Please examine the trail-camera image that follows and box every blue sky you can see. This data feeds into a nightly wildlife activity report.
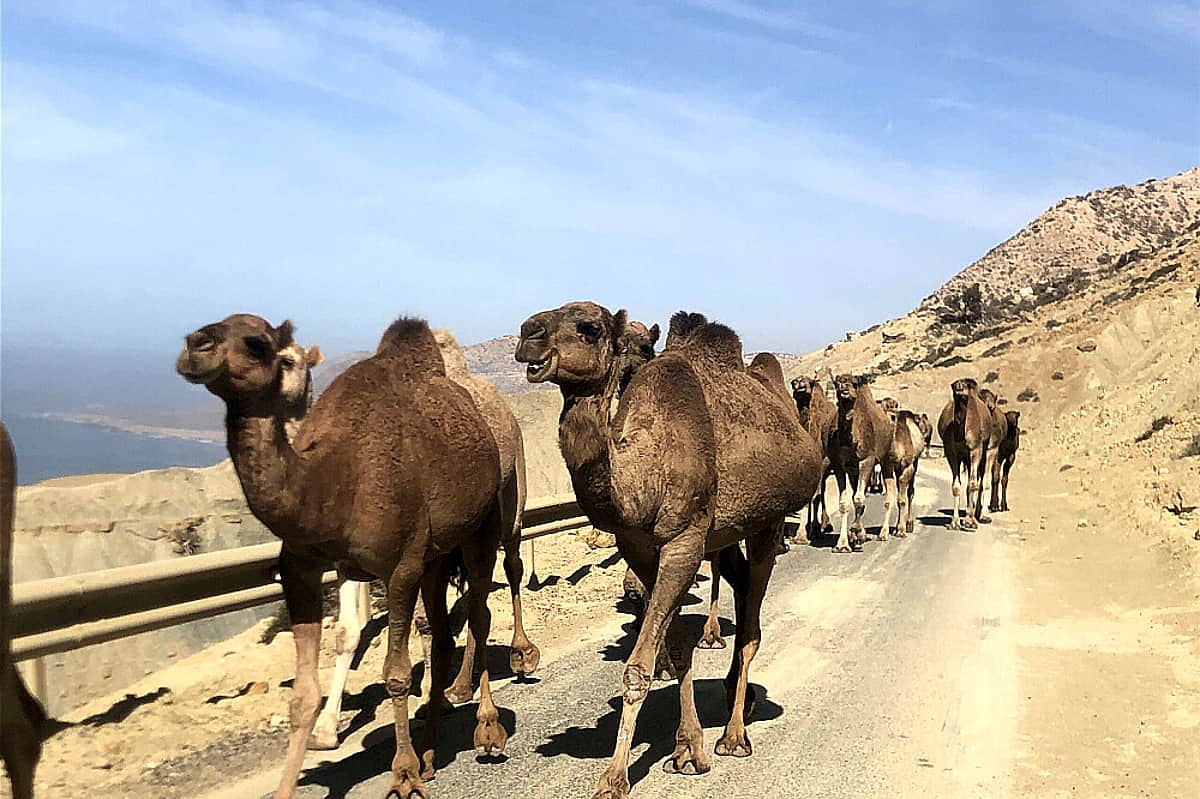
[2,1,1197,357]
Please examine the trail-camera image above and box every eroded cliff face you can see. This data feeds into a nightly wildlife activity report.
[11,459,279,715]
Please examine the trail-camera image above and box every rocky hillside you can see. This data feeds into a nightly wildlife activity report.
[920,168,1199,324]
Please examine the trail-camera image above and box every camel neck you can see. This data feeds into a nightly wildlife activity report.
[225,405,301,534]
[557,379,620,511]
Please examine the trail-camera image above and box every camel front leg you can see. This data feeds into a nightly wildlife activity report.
[988,444,1003,513]
[880,465,895,541]
[833,469,852,553]
[716,525,777,758]
[899,464,916,536]
[948,456,963,530]
[309,576,366,750]
[1001,457,1013,512]
[593,531,705,798]
[461,511,508,758]
[273,551,325,799]
[698,553,725,649]
[852,458,872,547]
[662,612,709,777]
[445,621,476,705]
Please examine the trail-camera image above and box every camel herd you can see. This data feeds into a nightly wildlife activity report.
[0,303,1022,799]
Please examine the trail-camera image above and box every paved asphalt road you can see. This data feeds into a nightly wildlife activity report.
[215,461,1019,799]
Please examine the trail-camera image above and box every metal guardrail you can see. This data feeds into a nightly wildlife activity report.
[10,494,587,662]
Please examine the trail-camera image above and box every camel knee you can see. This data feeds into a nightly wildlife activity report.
[289,683,321,728]
[621,662,652,705]
[334,621,361,656]
[385,671,413,700]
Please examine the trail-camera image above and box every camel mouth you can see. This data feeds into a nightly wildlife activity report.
[176,354,226,386]
[524,351,558,383]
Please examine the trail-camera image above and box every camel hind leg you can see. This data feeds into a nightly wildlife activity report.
[310,575,368,750]
[1,667,44,799]
[414,555,456,780]
[698,553,725,649]
[988,443,1003,513]
[502,445,539,676]
[880,464,895,541]
[715,524,778,758]
[459,503,508,757]
[1001,456,1013,512]
[850,461,869,549]
[900,464,917,535]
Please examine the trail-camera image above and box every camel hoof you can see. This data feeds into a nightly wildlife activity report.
[878,531,890,541]
[473,714,508,755]
[833,544,851,553]
[979,515,992,525]
[386,772,429,799]
[893,527,906,538]
[905,521,915,534]
[714,730,753,758]
[962,518,978,531]
[663,742,711,775]
[1001,503,1010,512]
[591,774,631,799]
[511,643,541,676]
[307,722,340,751]
[697,631,726,649]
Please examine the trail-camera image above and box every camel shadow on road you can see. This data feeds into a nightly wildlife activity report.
[535,678,782,789]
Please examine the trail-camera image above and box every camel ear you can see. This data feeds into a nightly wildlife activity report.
[647,324,660,346]
[305,345,324,367]
[274,320,295,349]
[611,309,629,350]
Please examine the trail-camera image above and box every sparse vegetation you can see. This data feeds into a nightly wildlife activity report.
[1017,388,1040,402]
[984,371,1000,383]
[1134,416,1174,443]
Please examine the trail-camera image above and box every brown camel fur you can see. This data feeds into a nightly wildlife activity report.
[792,376,837,542]
[865,397,899,495]
[516,303,819,798]
[828,374,895,551]
[178,314,507,799]
[979,389,1011,514]
[1,424,46,799]
[937,378,995,529]
[432,329,540,701]
[996,411,1020,512]
[881,410,930,537]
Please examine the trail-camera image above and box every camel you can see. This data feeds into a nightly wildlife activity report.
[995,411,1020,512]
[937,378,995,529]
[177,314,507,799]
[515,303,820,798]
[979,389,1011,514]
[881,410,931,537]
[791,376,837,543]
[828,374,894,551]
[2,424,46,799]
[278,342,323,442]
[299,331,539,749]
[865,397,899,494]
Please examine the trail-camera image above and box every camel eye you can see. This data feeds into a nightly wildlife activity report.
[243,335,272,360]
[280,357,295,370]
[576,321,602,343]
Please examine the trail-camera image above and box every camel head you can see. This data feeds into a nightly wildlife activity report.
[616,320,659,394]
[918,412,933,444]
[878,397,899,412]
[950,378,979,405]
[176,314,295,403]
[833,373,869,404]
[978,388,998,411]
[748,353,786,396]
[791,376,815,407]
[1005,410,1020,432]
[278,342,323,407]
[515,301,628,388]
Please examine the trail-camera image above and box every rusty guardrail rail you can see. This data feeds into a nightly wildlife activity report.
[10,494,586,661]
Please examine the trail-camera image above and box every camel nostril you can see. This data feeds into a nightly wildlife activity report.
[186,332,215,352]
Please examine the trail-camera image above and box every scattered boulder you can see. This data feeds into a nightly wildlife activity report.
[1017,387,1040,403]
[1051,371,1065,381]
[984,371,1000,383]
[1077,340,1098,353]
[881,331,907,343]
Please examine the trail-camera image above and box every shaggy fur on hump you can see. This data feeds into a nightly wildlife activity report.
[665,310,744,371]
[375,317,446,377]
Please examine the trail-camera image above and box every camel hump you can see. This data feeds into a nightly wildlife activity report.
[666,311,743,371]
[432,328,470,378]
[375,317,446,377]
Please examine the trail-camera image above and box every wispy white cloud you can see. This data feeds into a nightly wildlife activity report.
[1048,0,1200,44]
[680,0,859,42]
